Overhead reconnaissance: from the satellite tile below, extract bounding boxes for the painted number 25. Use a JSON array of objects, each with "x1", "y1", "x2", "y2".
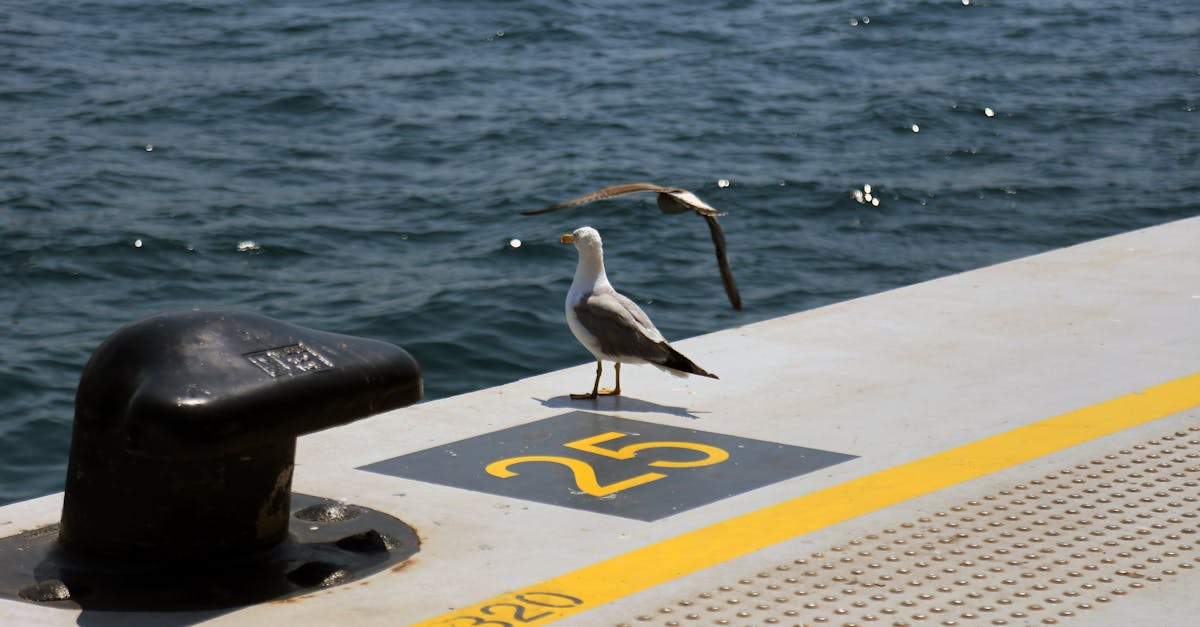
[{"x1": 484, "y1": 432, "x2": 729, "y2": 497}]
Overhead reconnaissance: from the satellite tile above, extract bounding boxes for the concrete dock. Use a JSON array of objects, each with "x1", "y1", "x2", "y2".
[{"x1": 2, "y1": 216, "x2": 1198, "y2": 626}]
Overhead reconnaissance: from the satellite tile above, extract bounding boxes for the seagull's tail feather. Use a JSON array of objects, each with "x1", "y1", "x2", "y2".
[{"x1": 653, "y1": 342, "x2": 719, "y2": 380}]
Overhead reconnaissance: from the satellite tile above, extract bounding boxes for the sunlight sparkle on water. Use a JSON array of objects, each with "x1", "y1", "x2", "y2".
[{"x1": 852, "y1": 184, "x2": 880, "y2": 206}]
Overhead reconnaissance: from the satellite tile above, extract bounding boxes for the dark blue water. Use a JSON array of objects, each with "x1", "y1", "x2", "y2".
[{"x1": 2, "y1": 1, "x2": 1196, "y2": 505}]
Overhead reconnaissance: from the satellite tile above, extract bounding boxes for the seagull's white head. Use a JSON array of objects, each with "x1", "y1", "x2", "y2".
[
  {"x1": 561, "y1": 227, "x2": 606, "y2": 282},
  {"x1": 560, "y1": 226, "x2": 603, "y2": 257}
]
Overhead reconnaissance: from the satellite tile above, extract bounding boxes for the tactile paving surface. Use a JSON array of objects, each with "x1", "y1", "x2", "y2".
[{"x1": 615, "y1": 426, "x2": 1200, "y2": 627}]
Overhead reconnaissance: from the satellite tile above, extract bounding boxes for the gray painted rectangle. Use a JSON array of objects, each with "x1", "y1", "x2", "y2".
[{"x1": 359, "y1": 411, "x2": 856, "y2": 521}]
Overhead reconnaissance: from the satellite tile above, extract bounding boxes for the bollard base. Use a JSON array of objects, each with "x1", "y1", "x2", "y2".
[{"x1": 0, "y1": 494, "x2": 419, "y2": 612}]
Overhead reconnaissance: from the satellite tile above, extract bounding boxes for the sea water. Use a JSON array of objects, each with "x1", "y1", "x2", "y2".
[{"x1": 1, "y1": 0, "x2": 1196, "y2": 504}]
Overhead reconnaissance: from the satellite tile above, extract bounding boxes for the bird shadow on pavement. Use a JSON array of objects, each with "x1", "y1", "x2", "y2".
[{"x1": 534, "y1": 395, "x2": 706, "y2": 420}]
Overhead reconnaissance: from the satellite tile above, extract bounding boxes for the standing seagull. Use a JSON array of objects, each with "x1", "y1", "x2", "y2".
[
  {"x1": 561, "y1": 226, "x2": 718, "y2": 400},
  {"x1": 524, "y1": 182, "x2": 742, "y2": 310}
]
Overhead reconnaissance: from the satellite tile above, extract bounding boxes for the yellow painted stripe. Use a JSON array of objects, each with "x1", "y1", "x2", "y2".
[{"x1": 414, "y1": 372, "x2": 1200, "y2": 626}]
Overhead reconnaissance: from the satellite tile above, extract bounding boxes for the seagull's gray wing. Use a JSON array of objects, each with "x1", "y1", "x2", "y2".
[
  {"x1": 572, "y1": 288, "x2": 670, "y2": 361},
  {"x1": 703, "y1": 214, "x2": 742, "y2": 310},
  {"x1": 658, "y1": 189, "x2": 725, "y2": 217},
  {"x1": 574, "y1": 287, "x2": 719, "y2": 378},
  {"x1": 522, "y1": 182, "x2": 676, "y2": 215}
]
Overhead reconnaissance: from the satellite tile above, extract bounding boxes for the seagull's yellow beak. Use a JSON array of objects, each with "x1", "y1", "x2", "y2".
[{"x1": 560, "y1": 233, "x2": 574, "y2": 244}]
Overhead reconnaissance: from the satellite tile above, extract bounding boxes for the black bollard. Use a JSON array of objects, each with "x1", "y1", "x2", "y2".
[{"x1": 59, "y1": 307, "x2": 422, "y2": 560}]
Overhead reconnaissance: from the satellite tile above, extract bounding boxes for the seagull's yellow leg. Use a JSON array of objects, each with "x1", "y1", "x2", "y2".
[
  {"x1": 599, "y1": 362, "x2": 621, "y2": 396},
  {"x1": 571, "y1": 361, "x2": 603, "y2": 400}
]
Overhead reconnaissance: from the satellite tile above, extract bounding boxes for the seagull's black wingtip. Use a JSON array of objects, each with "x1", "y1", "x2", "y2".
[{"x1": 703, "y1": 214, "x2": 742, "y2": 310}]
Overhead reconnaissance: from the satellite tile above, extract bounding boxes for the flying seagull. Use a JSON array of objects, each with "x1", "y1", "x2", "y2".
[
  {"x1": 560, "y1": 226, "x2": 718, "y2": 400},
  {"x1": 523, "y1": 182, "x2": 742, "y2": 310}
]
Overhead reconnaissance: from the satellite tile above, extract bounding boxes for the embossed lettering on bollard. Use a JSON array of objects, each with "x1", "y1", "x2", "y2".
[{"x1": 245, "y1": 343, "x2": 334, "y2": 378}]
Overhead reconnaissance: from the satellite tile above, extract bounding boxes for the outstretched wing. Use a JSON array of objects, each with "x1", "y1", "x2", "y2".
[
  {"x1": 703, "y1": 214, "x2": 742, "y2": 310},
  {"x1": 521, "y1": 182, "x2": 676, "y2": 215},
  {"x1": 661, "y1": 189, "x2": 725, "y2": 217}
]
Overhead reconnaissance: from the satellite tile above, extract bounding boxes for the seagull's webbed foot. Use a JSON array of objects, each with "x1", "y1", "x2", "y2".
[
  {"x1": 571, "y1": 361, "x2": 604, "y2": 401},
  {"x1": 570, "y1": 361, "x2": 622, "y2": 400}
]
